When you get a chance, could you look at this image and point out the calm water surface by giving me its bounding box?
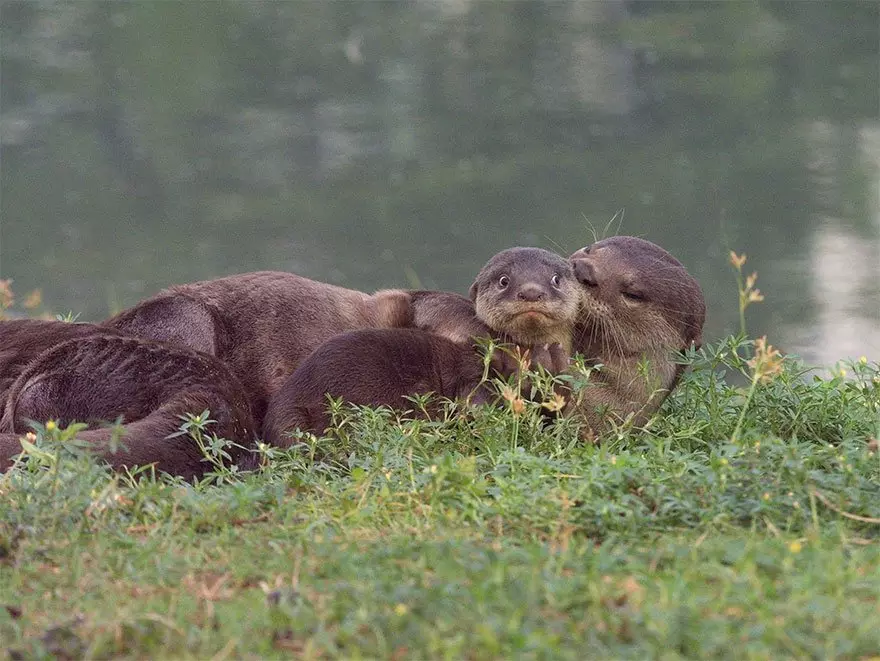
[2,1,878,365]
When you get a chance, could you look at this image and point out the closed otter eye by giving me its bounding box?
[622,291,646,302]
[551,274,562,288]
[498,275,510,289]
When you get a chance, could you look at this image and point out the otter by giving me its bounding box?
[100,236,702,441]
[0,330,257,480]
[262,248,578,442]
[0,319,125,404]
[102,274,482,428]
[470,247,581,352]
[567,235,705,433]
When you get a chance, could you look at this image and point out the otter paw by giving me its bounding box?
[530,343,570,375]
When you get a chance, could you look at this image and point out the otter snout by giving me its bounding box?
[516,283,547,302]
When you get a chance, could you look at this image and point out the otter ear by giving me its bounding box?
[469,279,479,302]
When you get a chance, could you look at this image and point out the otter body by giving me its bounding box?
[0,328,257,480]
[567,236,705,432]
[0,319,124,403]
[264,248,580,441]
[263,329,490,443]
[103,272,488,427]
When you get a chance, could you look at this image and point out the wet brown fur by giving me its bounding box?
[0,331,257,480]
[568,236,705,433]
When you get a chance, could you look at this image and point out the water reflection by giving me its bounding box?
[1,1,878,364]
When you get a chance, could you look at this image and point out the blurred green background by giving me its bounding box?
[1,0,877,364]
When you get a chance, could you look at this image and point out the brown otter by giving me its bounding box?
[0,319,125,404]
[470,247,581,352]
[102,273,464,428]
[262,248,578,442]
[0,330,257,480]
[567,235,705,433]
[262,329,489,443]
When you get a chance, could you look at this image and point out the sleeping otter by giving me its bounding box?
[262,248,578,442]
[0,325,257,480]
[568,235,705,433]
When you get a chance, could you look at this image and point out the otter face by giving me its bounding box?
[569,236,705,356]
[469,247,580,347]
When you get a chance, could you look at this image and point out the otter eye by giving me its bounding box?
[622,291,645,302]
[498,275,510,289]
[551,274,562,288]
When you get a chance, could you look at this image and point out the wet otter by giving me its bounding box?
[262,248,578,442]
[0,328,257,480]
[568,235,705,433]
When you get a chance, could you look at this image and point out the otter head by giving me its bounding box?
[570,236,705,360]
[567,236,705,432]
[469,247,580,349]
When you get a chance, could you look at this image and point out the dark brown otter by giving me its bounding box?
[567,235,705,433]
[263,248,579,442]
[0,332,257,480]
[0,319,125,404]
[262,330,568,444]
[263,329,489,443]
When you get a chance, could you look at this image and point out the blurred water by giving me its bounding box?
[1,1,878,364]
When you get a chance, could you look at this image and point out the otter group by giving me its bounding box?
[0,237,705,479]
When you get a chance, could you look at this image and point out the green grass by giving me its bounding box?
[2,336,880,659]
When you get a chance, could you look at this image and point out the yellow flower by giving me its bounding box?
[859,356,868,365]
[22,289,42,310]
[510,397,525,415]
[394,603,408,616]
[45,420,57,431]
[729,251,747,269]
[788,540,802,554]
[747,336,784,383]
[541,393,567,413]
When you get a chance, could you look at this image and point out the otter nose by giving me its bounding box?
[516,284,546,302]
[573,259,598,287]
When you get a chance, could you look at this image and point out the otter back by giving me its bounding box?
[1,319,124,404]
[0,334,258,480]
[262,329,489,444]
